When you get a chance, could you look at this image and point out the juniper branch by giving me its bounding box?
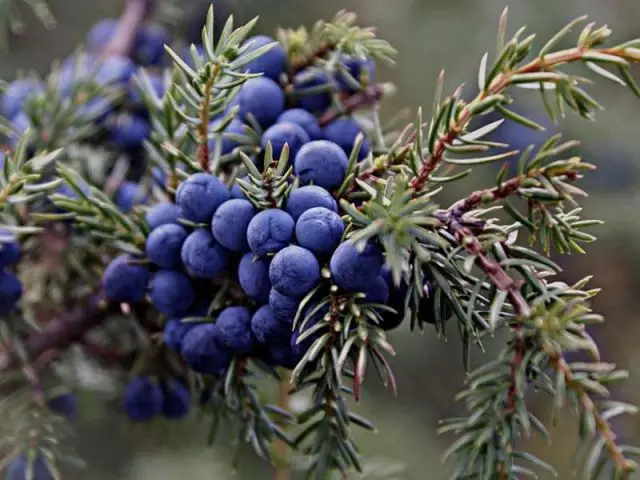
[450,155,584,216]
[550,355,635,475]
[410,29,640,192]
[442,215,531,321]
[0,292,117,370]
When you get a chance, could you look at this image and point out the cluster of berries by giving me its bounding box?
[123,376,191,422]
[203,34,374,170]
[1,18,169,148]
[104,179,420,377]
[96,27,439,380]
[1,19,171,214]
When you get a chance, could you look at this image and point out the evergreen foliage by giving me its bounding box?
[1,1,640,478]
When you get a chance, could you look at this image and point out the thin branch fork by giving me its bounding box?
[445,216,531,319]
[410,45,640,192]
[318,83,387,127]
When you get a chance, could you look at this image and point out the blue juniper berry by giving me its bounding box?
[246,209,295,257]
[149,270,195,317]
[294,140,349,190]
[269,245,321,297]
[215,306,255,354]
[285,185,338,222]
[102,255,150,304]
[330,241,384,292]
[238,253,272,304]
[181,229,229,278]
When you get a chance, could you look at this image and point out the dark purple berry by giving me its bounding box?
[330,241,384,292]
[181,229,229,278]
[134,24,170,66]
[251,305,290,345]
[115,181,148,213]
[266,343,301,369]
[211,199,255,252]
[261,122,310,162]
[269,288,300,323]
[5,453,53,480]
[163,319,194,352]
[146,224,188,269]
[241,35,286,81]
[46,392,78,419]
[162,379,191,419]
[0,230,21,268]
[335,55,376,92]
[175,173,230,223]
[285,185,338,222]
[238,253,271,304]
[181,324,231,374]
[246,209,295,256]
[237,77,285,128]
[362,275,389,304]
[295,207,344,256]
[277,109,322,141]
[102,255,149,304]
[292,70,333,113]
[0,271,22,316]
[208,118,246,156]
[294,140,349,190]
[123,376,163,422]
[109,113,151,149]
[1,79,43,120]
[149,270,195,316]
[323,118,371,161]
[269,245,320,297]
[215,306,254,354]
[145,202,182,230]
[96,55,136,87]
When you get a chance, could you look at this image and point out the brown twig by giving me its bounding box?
[0,292,118,371]
[450,164,582,216]
[81,339,129,366]
[288,42,335,76]
[409,46,640,192]
[195,59,225,172]
[318,83,386,127]
[445,216,531,319]
[102,0,153,58]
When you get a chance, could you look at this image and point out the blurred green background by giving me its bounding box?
[3,0,640,478]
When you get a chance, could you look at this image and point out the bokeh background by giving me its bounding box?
[2,0,640,478]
